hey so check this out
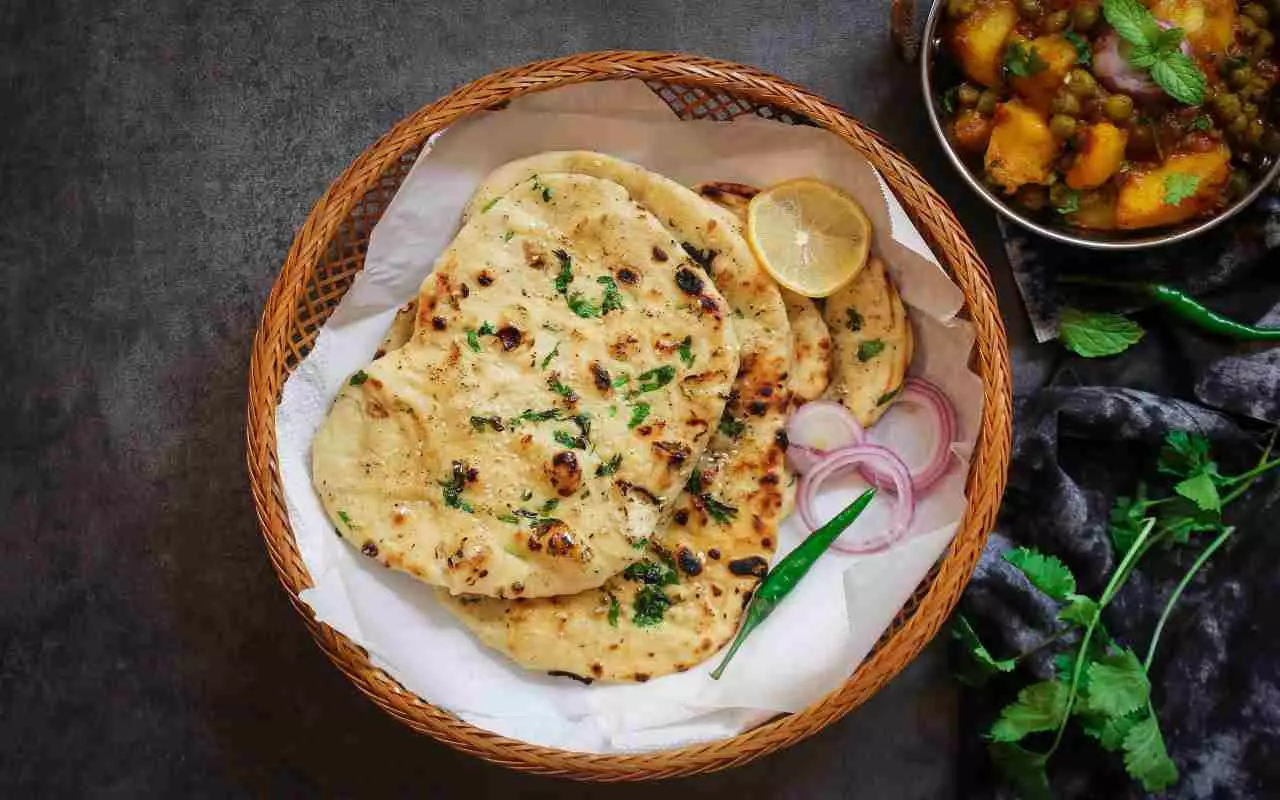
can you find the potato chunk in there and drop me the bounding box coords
[1149,0,1235,57]
[1010,36,1079,111]
[1115,145,1231,229]
[985,100,1060,193]
[1066,122,1129,189]
[950,0,1019,87]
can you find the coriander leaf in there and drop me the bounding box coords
[1174,470,1221,512]
[857,339,886,362]
[876,385,904,406]
[607,595,621,627]
[718,415,746,439]
[989,742,1052,800]
[1059,593,1100,627]
[348,370,369,386]
[554,430,586,450]
[1103,0,1160,46]
[952,615,1016,686]
[627,402,651,429]
[611,373,630,389]
[496,513,520,524]
[553,249,573,294]
[1109,490,1153,556]
[1004,41,1048,77]
[1004,547,1076,601]
[1151,52,1206,105]
[1163,172,1201,206]
[941,86,958,115]
[548,376,576,400]
[636,365,676,393]
[595,453,623,476]
[598,275,625,314]
[1082,709,1141,752]
[677,335,694,367]
[465,329,482,353]
[702,493,738,525]
[1064,31,1091,66]
[633,585,672,626]
[477,321,496,336]
[502,230,515,242]
[337,510,353,528]
[1192,114,1212,130]
[845,307,864,332]
[1081,649,1150,717]
[1054,187,1081,215]
[480,196,500,213]
[1158,431,1219,480]
[989,680,1070,742]
[567,292,600,318]
[1059,307,1145,358]
[1123,712,1179,792]
[541,342,560,369]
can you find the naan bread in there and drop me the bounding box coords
[441,153,792,681]
[694,182,831,403]
[823,256,913,427]
[312,171,740,599]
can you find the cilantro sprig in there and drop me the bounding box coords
[1163,172,1200,206]
[954,430,1280,797]
[1102,0,1206,104]
[1004,41,1048,78]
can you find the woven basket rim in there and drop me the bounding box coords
[245,50,1012,781]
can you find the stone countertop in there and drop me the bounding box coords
[1,1,1036,796]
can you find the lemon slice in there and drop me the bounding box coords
[745,178,872,298]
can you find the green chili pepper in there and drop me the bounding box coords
[1062,276,1280,341]
[709,488,877,680]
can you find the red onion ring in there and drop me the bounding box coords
[860,377,958,494]
[797,444,915,554]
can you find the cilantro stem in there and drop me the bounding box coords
[1143,526,1235,671]
[1220,457,1280,490]
[1047,518,1158,758]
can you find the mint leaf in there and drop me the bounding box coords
[989,742,1052,800]
[1151,52,1206,105]
[953,615,1017,686]
[1127,41,1159,68]
[1175,471,1222,512]
[1059,593,1100,626]
[1155,26,1186,51]
[1163,172,1201,206]
[990,680,1070,742]
[1059,307,1145,358]
[1123,712,1179,792]
[1004,547,1076,601]
[1103,0,1159,45]
[1082,649,1150,717]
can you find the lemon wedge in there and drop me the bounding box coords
[745,178,872,298]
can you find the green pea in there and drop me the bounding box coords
[977,89,999,115]
[1230,66,1254,89]
[1244,3,1270,26]
[1071,2,1099,30]
[1255,30,1275,54]
[1050,91,1082,116]
[1244,101,1260,120]
[1247,119,1266,145]
[1213,91,1242,118]
[1103,94,1134,122]
[957,83,981,107]
[947,0,975,17]
[1043,9,1070,32]
[1050,114,1078,138]
[1016,0,1043,17]
[1066,68,1097,97]
[1228,170,1253,198]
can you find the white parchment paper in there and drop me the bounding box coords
[275,81,983,753]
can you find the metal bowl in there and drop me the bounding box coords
[920,0,1280,251]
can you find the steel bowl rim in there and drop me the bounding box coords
[919,0,1280,251]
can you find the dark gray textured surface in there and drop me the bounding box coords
[0,1,1030,796]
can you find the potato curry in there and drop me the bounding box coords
[940,0,1279,230]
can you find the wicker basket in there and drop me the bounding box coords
[246,51,1012,781]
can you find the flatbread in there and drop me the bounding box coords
[822,256,913,427]
[312,170,739,599]
[441,153,792,681]
[694,182,831,403]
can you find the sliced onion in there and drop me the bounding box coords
[785,400,863,454]
[860,377,959,495]
[797,444,915,554]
